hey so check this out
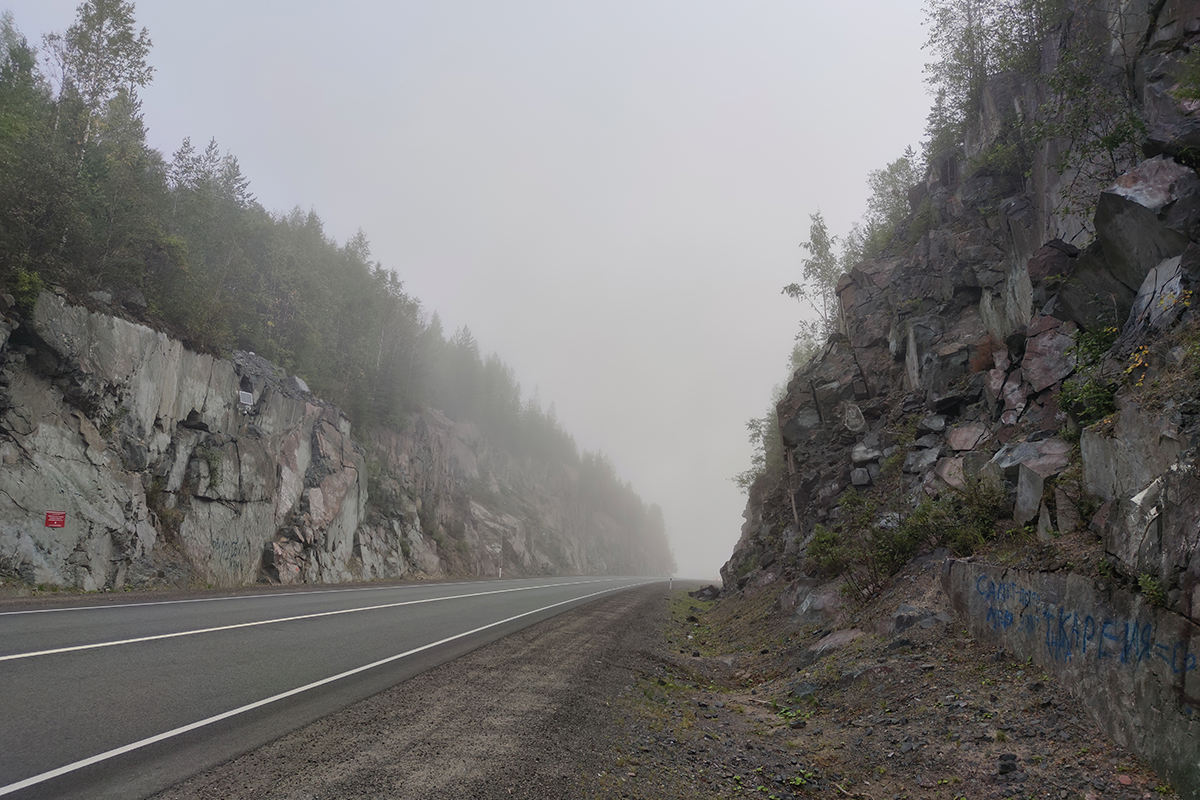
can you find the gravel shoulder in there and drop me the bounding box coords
[588,558,1182,800]
[148,583,670,800]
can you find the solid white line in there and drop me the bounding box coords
[0,578,628,662]
[0,576,621,616]
[0,581,648,797]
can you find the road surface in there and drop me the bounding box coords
[0,576,656,799]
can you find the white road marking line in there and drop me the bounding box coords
[0,576,622,616]
[0,581,649,797]
[0,578,636,662]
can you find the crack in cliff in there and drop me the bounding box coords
[850,346,872,400]
[1140,0,1169,62]
[0,487,29,513]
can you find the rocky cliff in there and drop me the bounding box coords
[0,292,669,592]
[722,2,1200,795]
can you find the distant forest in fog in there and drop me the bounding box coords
[0,3,672,566]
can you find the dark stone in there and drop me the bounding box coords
[122,438,149,471]
[179,409,210,431]
[1027,241,1076,284]
[1022,326,1076,393]
[1094,157,1194,294]
[918,414,947,433]
[120,289,148,312]
[789,682,818,700]
[1005,326,1028,359]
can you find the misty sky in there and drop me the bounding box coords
[9,1,931,579]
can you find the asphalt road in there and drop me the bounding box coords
[0,576,657,799]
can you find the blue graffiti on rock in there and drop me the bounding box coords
[975,575,1197,675]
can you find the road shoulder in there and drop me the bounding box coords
[149,583,668,800]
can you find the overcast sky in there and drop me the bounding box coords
[9,0,931,579]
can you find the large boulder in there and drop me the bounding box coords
[1094,156,1196,294]
[1082,396,1185,503]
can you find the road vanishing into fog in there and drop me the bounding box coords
[0,576,657,799]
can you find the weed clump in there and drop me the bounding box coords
[807,476,1006,601]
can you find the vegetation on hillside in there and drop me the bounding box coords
[734,0,1170,602]
[0,1,673,572]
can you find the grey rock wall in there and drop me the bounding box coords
[0,292,366,589]
[943,560,1200,799]
[0,292,671,590]
[360,410,667,581]
[724,3,1200,790]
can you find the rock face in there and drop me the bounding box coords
[0,293,366,589]
[721,4,1200,795]
[0,293,671,590]
[354,410,670,582]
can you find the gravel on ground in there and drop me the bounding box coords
[588,558,1182,800]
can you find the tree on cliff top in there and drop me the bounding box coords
[783,210,841,336]
[42,0,153,148]
[921,0,1060,161]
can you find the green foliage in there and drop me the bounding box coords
[789,330,821,375]
[922,0,1062,162]
[907,196,936,248]
[783,211,842,335]
[1060,325,1119,424]
[806,492,924,598]
[197,445,222,487]
[1059,376,1116,425]
[968,139,1023,183]
[1074,324,1120,363]
[0,5,679,577]
[145,474,182,542]
[1032,29,1146,222]
[1137,574,1168,608]
[98,405,128,438]
[860,147,922,259]
[1175,49,1200,101]
[808,475,1006,601]
[734,349,799,495]
[42,0,154,119]
[733,411,781,493]
[900,476,1007,555]
[9,267,44,313]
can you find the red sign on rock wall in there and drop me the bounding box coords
[44,511,66,528]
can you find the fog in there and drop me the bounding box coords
[9,0,930,579]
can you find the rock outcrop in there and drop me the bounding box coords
[722,4,1200,796]
[0,292,366,589]
[0,293,672,591]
